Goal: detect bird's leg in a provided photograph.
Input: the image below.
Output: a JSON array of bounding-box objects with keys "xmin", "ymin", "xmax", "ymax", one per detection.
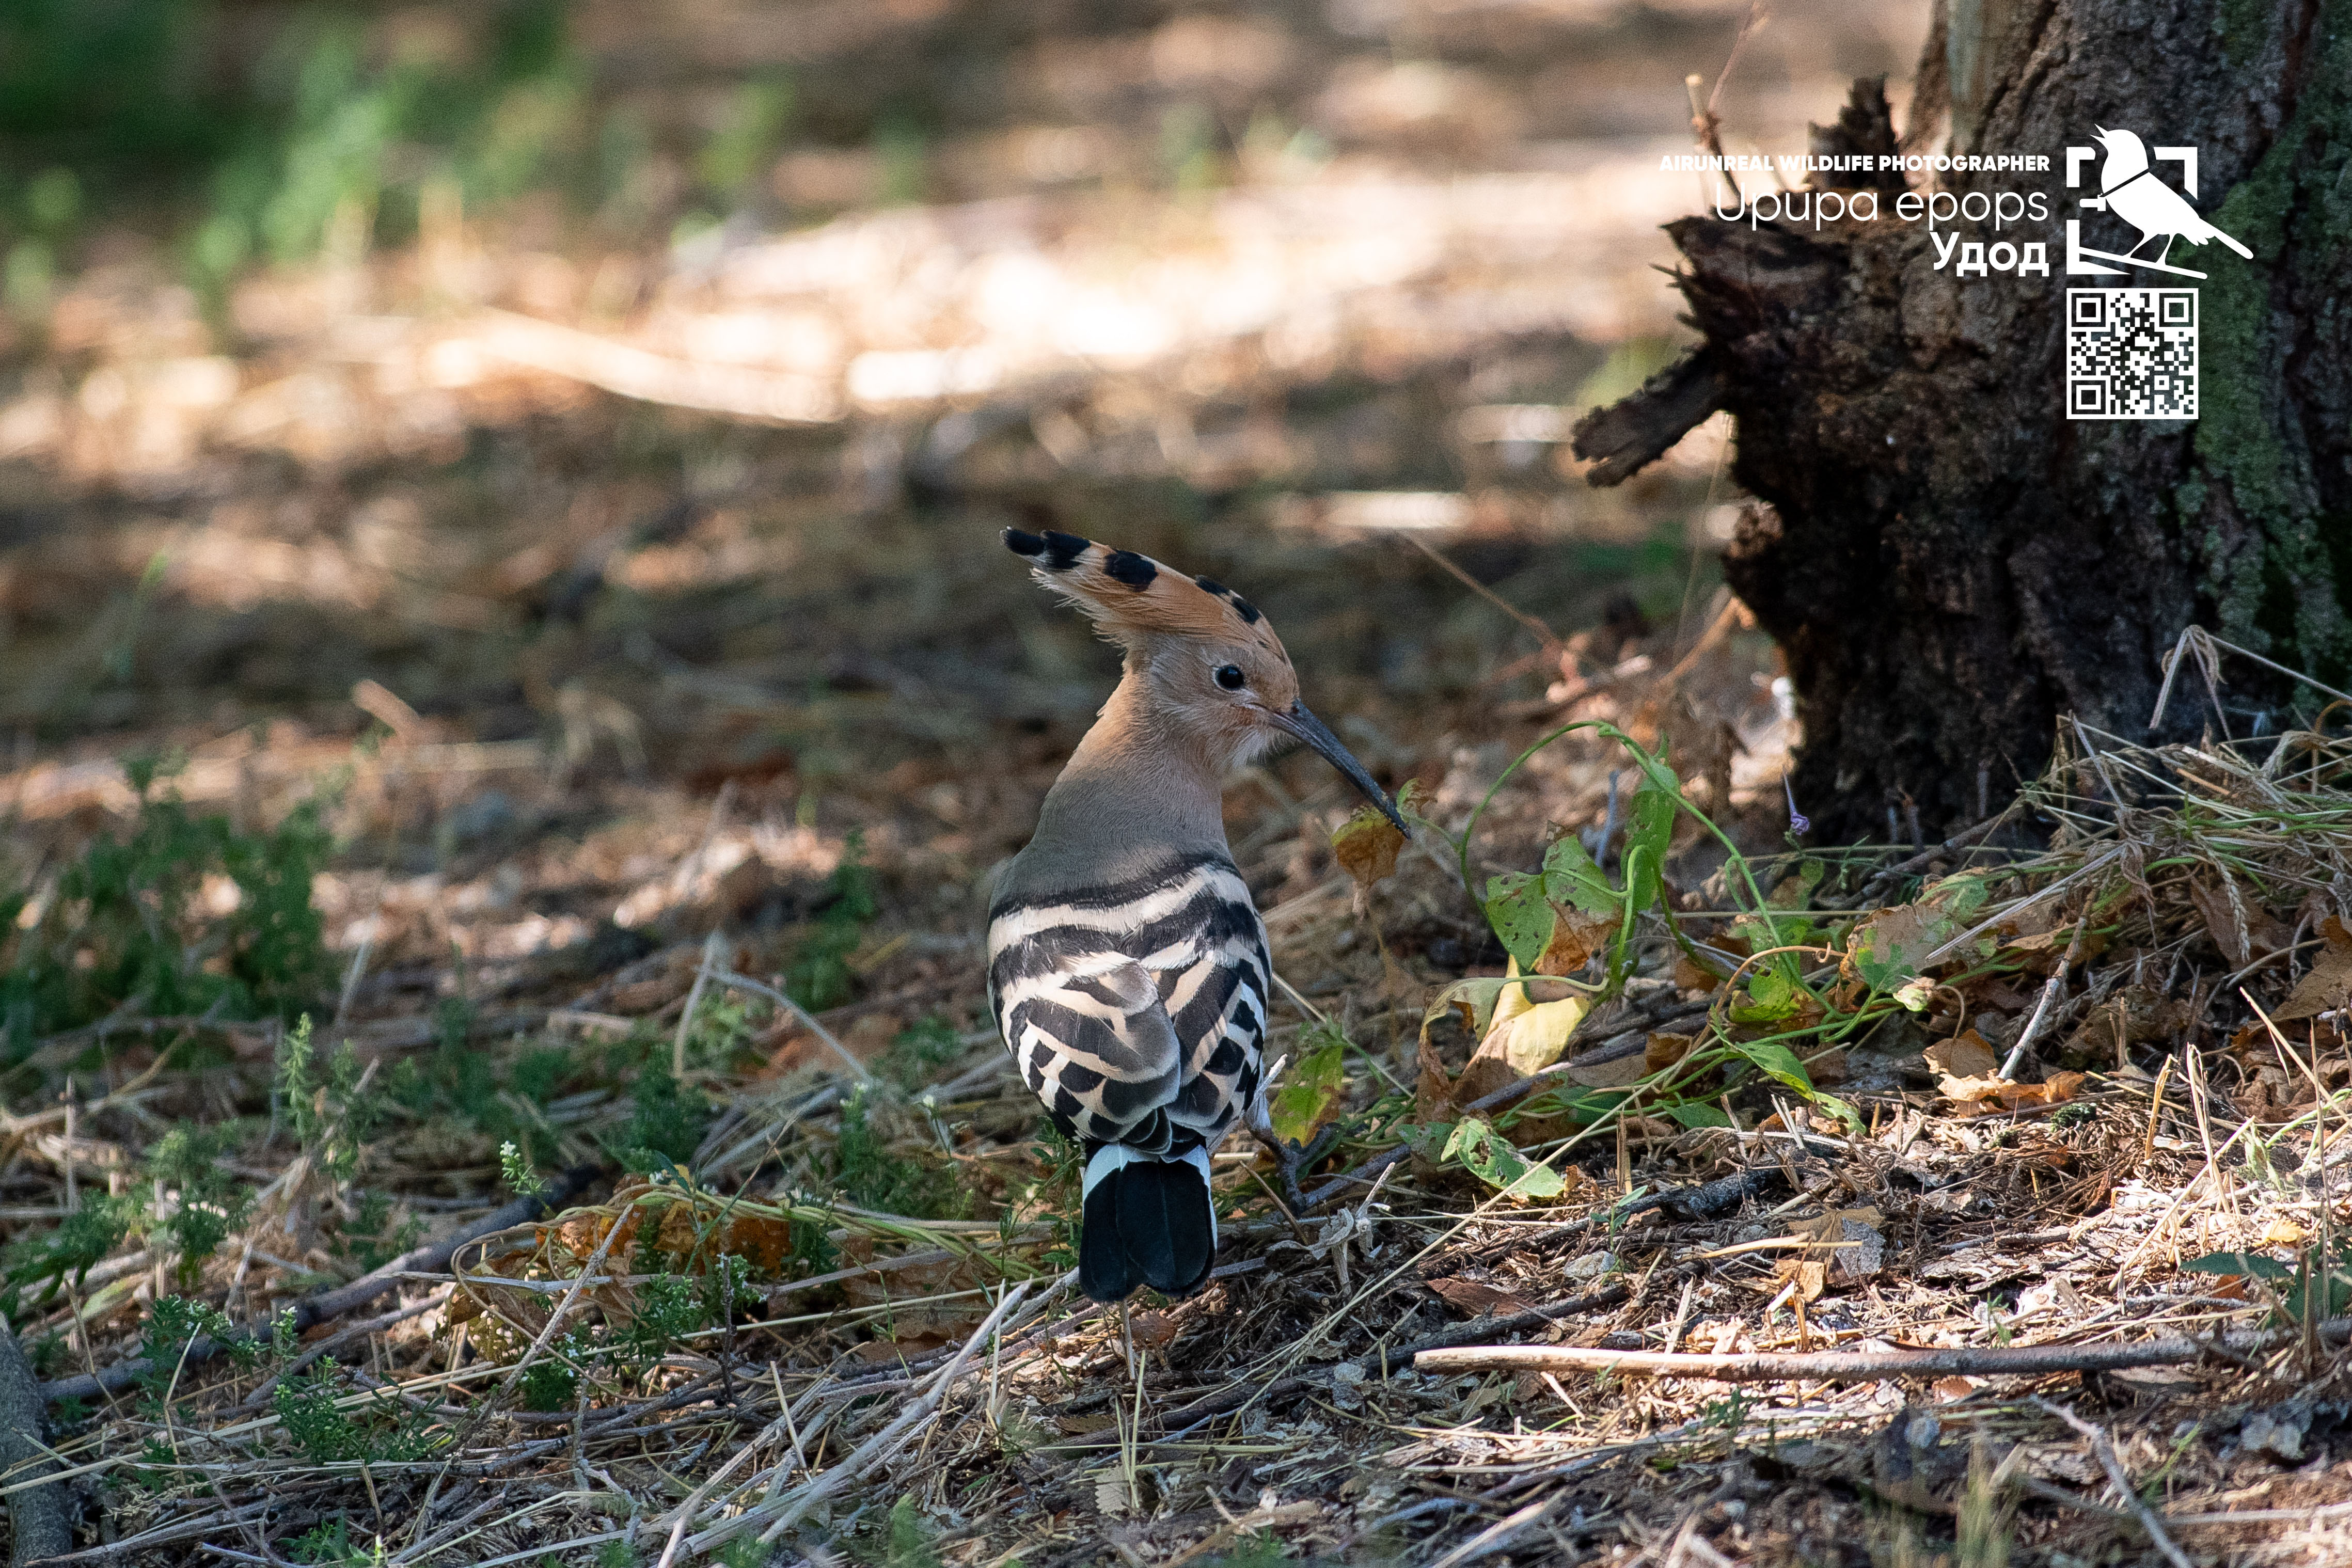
[{"xmin": 1245, "ymin": 1099, "xmax": 1344, "ymax": 1210}]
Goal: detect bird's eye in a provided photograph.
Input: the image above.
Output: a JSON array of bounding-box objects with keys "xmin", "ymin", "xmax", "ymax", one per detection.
[{"xmin": 1214, "ymin": 664, "xmax": 1246, "ymax": 691}]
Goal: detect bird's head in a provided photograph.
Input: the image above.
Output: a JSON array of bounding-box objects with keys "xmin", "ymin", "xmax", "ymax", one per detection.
[
  {"xmin": 1004, "ymin": 526, "xmax": 1407, "ymax": 833},
  {"xmin": 2093, "ymin": 126, "xmax": 2149, "ymax": 168}
]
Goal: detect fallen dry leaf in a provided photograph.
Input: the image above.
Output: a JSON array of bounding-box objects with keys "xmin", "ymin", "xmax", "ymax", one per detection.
[
  {"xmin": 1561, "ymin": 1032, "xmax": 1646, "ymax": 1089},
  {"xmin": 1427, "ymin": 1276, "xmax": 1534, "ymax": 1316},
  {"xmin": 1456, "ymin": 959, "xmax": 1591, "ymax": 1105},
  {"xmin": 2189, "ymin": 874, "xmax": 2295, "ymax": 967},
  {"xmin": 1924, "ymin": 1030, "xmax": 1999, "ymax": 1080},
  {"xmin": 1644, "ymin": 1032, "xmax": 1695, "ymax": 1073},
  {"xmin": 1794, "ymin": 1208, "xmax": 1886, "ymax": 1283},
  {"xmin": 1941, "ymin": 1069, "xmax": 2089, "ymax": 1115},
  {"xmin": 1774, "ymin": 1257, "xmax": 1828, "ymax": 1302},
  {"xmin": 1931, "ymin": 1375, "xmax": 1981, "ymax": 1402},
  {"xmin": 2278, "ymin": 915, "xmax": 2352, "ymax": 1020},
  {"xmin": 1671, "ymin": 954, "xmax": 1724, "ymax": 993},
  {"xmin": 1535, "ymin": 904, "xmax": 1617, "ymax": 974}
]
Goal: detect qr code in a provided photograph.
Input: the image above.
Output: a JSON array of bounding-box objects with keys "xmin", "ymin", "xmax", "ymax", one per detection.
[{"xmin": 2067, "ymin": 288, "xmax": 2197, "ymax": 420}]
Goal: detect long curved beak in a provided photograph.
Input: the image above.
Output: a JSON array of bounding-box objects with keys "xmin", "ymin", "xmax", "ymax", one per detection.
[{"xmin": 1270, "ymin": 703, "xmax": 1409, "ymax": 835}]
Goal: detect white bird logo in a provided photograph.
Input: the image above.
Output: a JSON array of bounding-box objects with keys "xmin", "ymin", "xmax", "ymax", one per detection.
[{"xmin": 2085, "ymin": 127, "xmax": 2252, "ymax": 266}]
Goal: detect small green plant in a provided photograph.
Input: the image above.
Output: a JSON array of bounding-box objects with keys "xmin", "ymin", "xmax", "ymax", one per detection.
[
  {"xmin": 273, "ymin": 1359, "xmax": 440, "ymax": 1464},
  {"xmin": 680, "ymin": 988, "xmax": 763, "ymax": 1069},
  {"xmin": 2, "ymin": 1192, "xmax": 136, "ymax": 1319},
  {"xmin": 697, "ymin": 74, "xmax": 793, "ymax": 198},
  {"xmin": 136, "ymin": 1295, "xmax": 236, "ymax": 1403},
  {"xmin": 0, "ymin": 756, "xmax": 332, "ymax": 1058},
  {"xmin": 287, "ymin": 1515, "xmax": 385, "ymax": 1567},
  {"xmin": 1955, "ymin": 1435, "xmax": 2014, "ymax": 1568},
  {"xmin": 518, "ymin": 1333, "xmax": 585, "ymax": 1412},
  {"xmin": 851, "ymin": 1498, "xmax": 943, "ymax": 1568},
  {"xmin": 147, "ymin": 1123, "xmax": 255, "ymax": 1286},
  {"xmin": 2187, "ymin": 1242, "xmax": 2352, "ymax": 1323},
  {"xmin": 1016, "ymin": 1122, "xmax": 1083, "ymax": 1269},
  {"xmin": 621, "ymin": 1272, "xmax": 708, "ymax": 1369},
  {"xmin": 613, "ymin": 1063, "xmax": 709, "ymax": 1171},
  {"xmin": 881, "ymin": 1015, "xmax": 964, "ymax": 1089},
  {"xmin": 1702, "ymin": 1389, "xmax": 1753, "ymax": 1431},
  {"xmin": 500, "ymin": 1139, "xmax": 550, "ymax": 1198},
  {"xmin": 834, "ymin": 1088, "xmax": 968, "ymax": 1219},
  {"xmin": 785, "ymin": 831, "xmax": 875, "ymax": 1011},
  {"xmin": 594, "ymin": 1539, "xmax": 638, "ymax": 1568},
  {"xmin": 276, "ymin": 1016, "xmax": 376, "ymax": 1183},
  {"xmin": 330, "ymin": 1190, "xmax": 422, "ymax": 1272},
  {"xmin": 1195, "ymin": 1534, "xmax": 1290, "ymax": 1568}
]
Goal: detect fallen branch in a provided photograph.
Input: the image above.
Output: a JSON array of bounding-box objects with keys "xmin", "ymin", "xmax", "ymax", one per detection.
[
  {"xmin": 1569, "ymin": 347, "xmax": 1727, "ymax": 487},
  {"xmin": 1389, "ymin": 1284, "xmax": 1633, "ymax": 1361},
  {"xmin": 37, "ymin": 1162, "xmax": 603, "ymax": 1404},
  {"xmin": 0, "ymin": 1328, "xmax": 69, "ymax": 1567},
  {"xmin": 1415, "ymin": 1317, "xmax": 2352, "ymax": 1382}
]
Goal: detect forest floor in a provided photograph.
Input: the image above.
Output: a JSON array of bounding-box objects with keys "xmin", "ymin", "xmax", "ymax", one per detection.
[{"xmin": 13, "ymin": 3, "xmax": 2352, "ymax": 1566}]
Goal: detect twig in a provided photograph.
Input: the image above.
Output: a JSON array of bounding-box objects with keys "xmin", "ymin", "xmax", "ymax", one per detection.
[
  {"xmin": 2000, "ymin": 905, "xmax": 2093, "ymax": 1079},
  {"xmin": 687, "ymin": 1281, "xmax": 1030, "ymax": 1555},
  {"xmin": 37, "ymin": 1163, "xmax": 602, "ymax": 1404},
  {"xmin": 1835, "ymin": 811, "xmax": 2012, "ymax": 908},
  {"xmin": 673, "ymin": 930, "xmax": 725, "ymax": 1080},
  {"xmin": 710, "ymin": 969, "xmax": 874, "ymax": 1085},
  {"xmin": 1414, "ymin": 1316, "xmax": 2352, "ymax": 1382},
  {"xmin": 2033, "ymin": 1397, "xmax": 2193, "ymax": 1568},
  {"xmin": 1401, "ymin": 535, "xmax": 1561, "ymax": 652},
  {"xmin": 238, "ymin": 1289, "xmax": 453, "ymax": 1411}
]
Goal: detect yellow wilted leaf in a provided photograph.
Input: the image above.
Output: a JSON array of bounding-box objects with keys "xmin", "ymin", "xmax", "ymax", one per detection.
[
  {"xmin": 1332, "ymin": 803, "xmax": 1406, "ymax": 889},
  {"xmin": 1475, "ymin": 958, "xmax": 1589, "ymax": 1075}
]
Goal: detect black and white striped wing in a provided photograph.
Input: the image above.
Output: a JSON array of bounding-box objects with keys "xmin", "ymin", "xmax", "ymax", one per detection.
[
  {"xmin": 1156, "ymin": 904, "xmax": 1270, "ymax": 1137},
  {"xmin": 988, "ymin": 856, "xmax": 1270, "ymax": 1153},
  {"xmin": 992, "ymin": 952, "xmax": 1182, "ymax": 1146}
]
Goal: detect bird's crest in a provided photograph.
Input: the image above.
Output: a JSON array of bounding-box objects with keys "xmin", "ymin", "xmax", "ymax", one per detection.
[{"xmin": 1004, "ymin": 528, "xmax": 1285, "ymax": 656}]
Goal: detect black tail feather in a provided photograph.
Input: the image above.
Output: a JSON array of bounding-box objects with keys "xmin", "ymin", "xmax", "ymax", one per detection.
[{"xmin": 1079, "ymin": 1157, "xmax": 1214, "ymax": 1303}]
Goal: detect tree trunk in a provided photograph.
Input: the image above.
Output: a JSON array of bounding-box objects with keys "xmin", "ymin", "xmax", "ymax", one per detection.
[{"xmin": 1577, "ymin": 0, "xmax": 2352, "ymax": 840}]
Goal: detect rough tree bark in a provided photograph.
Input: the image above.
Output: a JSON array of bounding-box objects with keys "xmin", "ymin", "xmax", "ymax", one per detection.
[{"xmin": 1578, "ymin": 0, "xmax": 2352, "ymax": 838}]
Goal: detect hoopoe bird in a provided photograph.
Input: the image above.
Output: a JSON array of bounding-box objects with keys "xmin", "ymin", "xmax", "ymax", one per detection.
[{"xmin": 987, "ymin": 528, "xmax": 1406, "ymax": 1303}]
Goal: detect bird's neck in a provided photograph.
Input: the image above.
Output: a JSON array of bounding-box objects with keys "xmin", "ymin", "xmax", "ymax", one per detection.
[{"xmin": 1031, "ymin": 671, "xmax": 1232, "ymax": 867}]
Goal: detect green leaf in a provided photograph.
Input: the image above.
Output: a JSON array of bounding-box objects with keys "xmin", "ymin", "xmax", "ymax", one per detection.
[
  {"xmin": 1269, "ymin": 1020, "xmax": 1349, "ymax": 1145},
  {"xmin": 1811, "ymin": 1094, "xmax": 1865, "ymax": 1133},
  {"xmin": 1662, "ymin": 1102, "xmax": 1733, "ymax": 1129},
  {"xmin": 1482, "ymin": 872, "xmax": 1557, "ymax": 971},
  {"xmin": 1541, "ymin": 835, "xmax": 1617, "ymax": 915},
  {"xmin": 1441, "ymin": 1118, "xmax": 1566, "ymax": 1199},
  {"xmin": 2183, "ymin": 1252, "xmax": 2294, "ymax": 1281},
  {"xmin": 1729, "ymin": 969, "xmax": 1808, "ymax": 1024},
  {"xmin": 1624, "ymin": 780, "xmax": 1677, "ymax": 913},
  {"xmin": 1734, "ymin": 1039, "xmax": 1816, "ymax": 1095}
]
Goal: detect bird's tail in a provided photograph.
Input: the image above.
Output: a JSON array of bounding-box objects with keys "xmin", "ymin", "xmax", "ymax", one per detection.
[
  {"xmin": 1079, "ymin": 1145, "xmax": 1216, "ymax": 1303},
  {"xmin": 2208, "ymin": 225, "xmax": 2253, "ymax": 260}
]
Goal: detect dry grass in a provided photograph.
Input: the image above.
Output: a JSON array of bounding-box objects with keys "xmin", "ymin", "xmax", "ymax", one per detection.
[{"xmin": 9, "ymin": 622, "xmax": 2352, "ymax": 1567}]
